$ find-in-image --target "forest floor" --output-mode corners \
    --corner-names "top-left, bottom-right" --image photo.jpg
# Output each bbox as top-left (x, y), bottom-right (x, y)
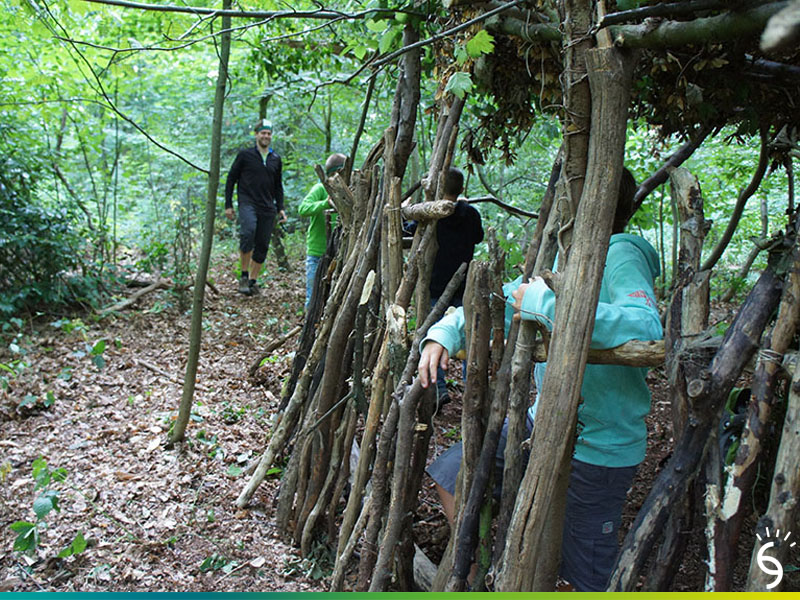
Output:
top-left (0, 249), bottom-right (792, 591)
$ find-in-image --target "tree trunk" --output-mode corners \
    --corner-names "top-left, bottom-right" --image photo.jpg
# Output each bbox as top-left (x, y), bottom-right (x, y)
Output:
top-left (496, 45), bottom-right (635, 592)
top-left (170, 1), bottom-right (230, 443)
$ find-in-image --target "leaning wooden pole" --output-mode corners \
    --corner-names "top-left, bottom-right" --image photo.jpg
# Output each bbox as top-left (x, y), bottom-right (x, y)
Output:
top-left (708, 209), bottom-right (800, 591)
top-left (643, 167), bottom-right (710, 592)
top-left (496, 45), bottom-right (635, 592)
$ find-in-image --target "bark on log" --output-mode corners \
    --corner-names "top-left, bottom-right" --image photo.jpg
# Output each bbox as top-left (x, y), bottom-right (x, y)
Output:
top-left (496, 44), bottom-right (635, 592)
top-left (746, 357), bottom-right (800, 591)
top-left (446, 263), bottom-right (493, 591)
top-left (99, 279), bottom-right (168, 315)
top-left (401, 200), bottom-right (456, 221)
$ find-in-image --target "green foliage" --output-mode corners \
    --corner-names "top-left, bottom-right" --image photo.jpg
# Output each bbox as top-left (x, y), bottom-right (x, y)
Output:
top-left (199, 552), bottom-right (237, 573)
top-left (445, 72), bottom-right (473, 99)
top-left (0, 131), bottom-right (85, 317)
top-left (281, 536), bottom-right (334, 580)
top-left (10, 458), bottom-right (85, 559)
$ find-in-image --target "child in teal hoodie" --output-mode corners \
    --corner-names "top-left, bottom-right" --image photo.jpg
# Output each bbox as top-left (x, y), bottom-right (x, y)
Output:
top-left (418, 169), bottom-right (663, 591)
top-left (298, 153), bottom-right (345, 308)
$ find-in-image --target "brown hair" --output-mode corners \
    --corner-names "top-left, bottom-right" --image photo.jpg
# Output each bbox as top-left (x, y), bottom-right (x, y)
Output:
top-left (612, 168), bottom-right (637, 234)
top-left (325, 153), bottom-right (347, 175)
top-left (443, 167), bottom-right (464, 198)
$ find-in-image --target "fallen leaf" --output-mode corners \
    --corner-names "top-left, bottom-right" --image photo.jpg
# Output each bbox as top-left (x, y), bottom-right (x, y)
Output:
top-left (249, 556), bottom-right (266, 568)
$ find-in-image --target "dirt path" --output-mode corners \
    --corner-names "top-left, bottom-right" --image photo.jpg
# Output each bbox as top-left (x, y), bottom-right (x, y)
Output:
top-left (0, 256), bottom-right (323, 592)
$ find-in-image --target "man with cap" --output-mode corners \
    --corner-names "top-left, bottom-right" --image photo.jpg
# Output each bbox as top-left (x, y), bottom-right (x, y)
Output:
top-left (225, 119), bottom-right (287, 296)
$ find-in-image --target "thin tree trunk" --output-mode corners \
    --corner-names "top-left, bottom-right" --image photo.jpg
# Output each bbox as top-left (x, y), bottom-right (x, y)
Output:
top-left (170, 2), bottom-right (230, 443)
top-left (643, 167), bottom-right (710, 591)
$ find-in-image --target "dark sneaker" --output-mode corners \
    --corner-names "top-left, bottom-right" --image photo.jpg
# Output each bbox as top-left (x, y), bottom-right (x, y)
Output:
top-left (249, 280), bottom-right (261, 296)
top-left (238, 275), bottom-right (252, 295)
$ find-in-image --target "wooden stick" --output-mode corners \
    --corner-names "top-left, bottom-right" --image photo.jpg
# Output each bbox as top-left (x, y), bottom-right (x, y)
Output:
top-left (99, 279), bottom-right (168, 315)
top-left (247, 325), bottom-right (302, 377)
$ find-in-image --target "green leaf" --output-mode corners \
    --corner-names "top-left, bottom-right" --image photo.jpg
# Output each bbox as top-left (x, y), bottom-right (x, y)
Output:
top-left (43, 390), bottom-right (56, 407)
top-left (10, 521), bottom-right (39, 552)
top-left (90, 339), bottom-right (106, 355)
top-left (364, 19), bottom-right (386, 33)
top-left (445, 72), bottom-right (473, 99)
top-left (57, 531), bottom-right (87, 557)
top-left (466, 30), bottom-right (495, 58)
top-left (51, 467), bottom-right (67, 483)
top-left (33, 494), bottom-right (55, 519)
top-left (20, 394), bottom-right (37, 407)
top-left (32, 457), bottom-right (49, 490)
top-left (226, 465), bottom-right (243, 477)
top-left (379, 26), bottom-right (401, 54)
top-left (92, 355), bottom-right (105, 370)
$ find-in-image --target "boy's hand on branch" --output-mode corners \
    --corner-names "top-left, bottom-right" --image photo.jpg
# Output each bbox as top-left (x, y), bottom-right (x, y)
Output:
top-left (225, 207), bottom-right (235, 221)
top-left (418, 342), bottom-right (449, 389)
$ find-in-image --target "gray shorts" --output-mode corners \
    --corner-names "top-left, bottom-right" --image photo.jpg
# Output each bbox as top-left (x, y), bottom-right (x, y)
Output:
top-left (426, 417), bottom-right (636, 592)
top-left (427, 413), bottom-right (533, 499)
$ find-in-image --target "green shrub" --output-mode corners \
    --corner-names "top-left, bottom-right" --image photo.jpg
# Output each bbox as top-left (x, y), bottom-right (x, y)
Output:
top-left (0, 147), bottom-right (87, 317)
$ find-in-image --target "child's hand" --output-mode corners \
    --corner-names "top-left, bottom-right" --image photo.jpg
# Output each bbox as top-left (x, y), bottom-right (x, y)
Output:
top-left (418, 342), bottom-right (449, 388)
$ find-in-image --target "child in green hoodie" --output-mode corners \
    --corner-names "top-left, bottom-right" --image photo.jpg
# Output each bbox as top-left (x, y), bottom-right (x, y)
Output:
top-left (418, 168), bottom-right (663, 591)
top-left (298, 153), bottom-right (346, 308)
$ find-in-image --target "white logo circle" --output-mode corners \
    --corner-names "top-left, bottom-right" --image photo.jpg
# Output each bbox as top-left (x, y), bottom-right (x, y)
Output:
top-left (757, 541), bottom-right (783, 590)
top-left (756, 528), bottom-right (795, 590)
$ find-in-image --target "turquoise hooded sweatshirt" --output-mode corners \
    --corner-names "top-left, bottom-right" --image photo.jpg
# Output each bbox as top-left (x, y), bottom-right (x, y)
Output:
top-left (422, 233), bottom-right (663, 468)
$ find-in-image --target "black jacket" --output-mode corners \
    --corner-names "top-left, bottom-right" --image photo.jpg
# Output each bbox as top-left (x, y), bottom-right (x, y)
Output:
top-left (224, 145), bottom-right (284, 214)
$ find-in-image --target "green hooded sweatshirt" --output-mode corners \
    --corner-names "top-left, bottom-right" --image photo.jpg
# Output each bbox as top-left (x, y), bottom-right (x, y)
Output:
top-left (298, 182), bottom-right (336, 257)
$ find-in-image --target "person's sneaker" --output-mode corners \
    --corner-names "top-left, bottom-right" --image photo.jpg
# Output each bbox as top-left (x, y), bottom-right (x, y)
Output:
top-left (248, 279), bottom-right (261, 296)
top-left (238, 275), bottom-right (252, 295)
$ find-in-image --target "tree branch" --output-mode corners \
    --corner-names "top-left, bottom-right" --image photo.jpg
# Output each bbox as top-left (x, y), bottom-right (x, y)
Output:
top-left (633, 125), bottom-right (713, 212)
top-left (81, 0), bottom-right (400, 21)
top-left (466, 196), bottom-right (539, 219)
top-left (701, 124), bottom-right (771, 272)
top-left (609, 2), bottom-right (790, 49)
top-left (41, 3), bottom-right (209, 173)
top-left (599, 0), bottom-right (756, 27)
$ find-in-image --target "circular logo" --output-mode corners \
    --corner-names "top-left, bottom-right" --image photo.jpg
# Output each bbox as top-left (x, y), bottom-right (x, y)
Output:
top-left (756, 528), bottom-right (795, 590)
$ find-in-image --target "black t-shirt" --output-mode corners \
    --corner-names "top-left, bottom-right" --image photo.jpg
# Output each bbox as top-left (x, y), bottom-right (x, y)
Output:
top-left (431, 200), bottom-right (484, 302)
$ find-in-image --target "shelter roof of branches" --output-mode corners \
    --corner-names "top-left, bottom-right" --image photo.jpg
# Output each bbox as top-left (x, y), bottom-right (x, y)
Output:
top-left (445, 0), bottom-right (800, 163)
